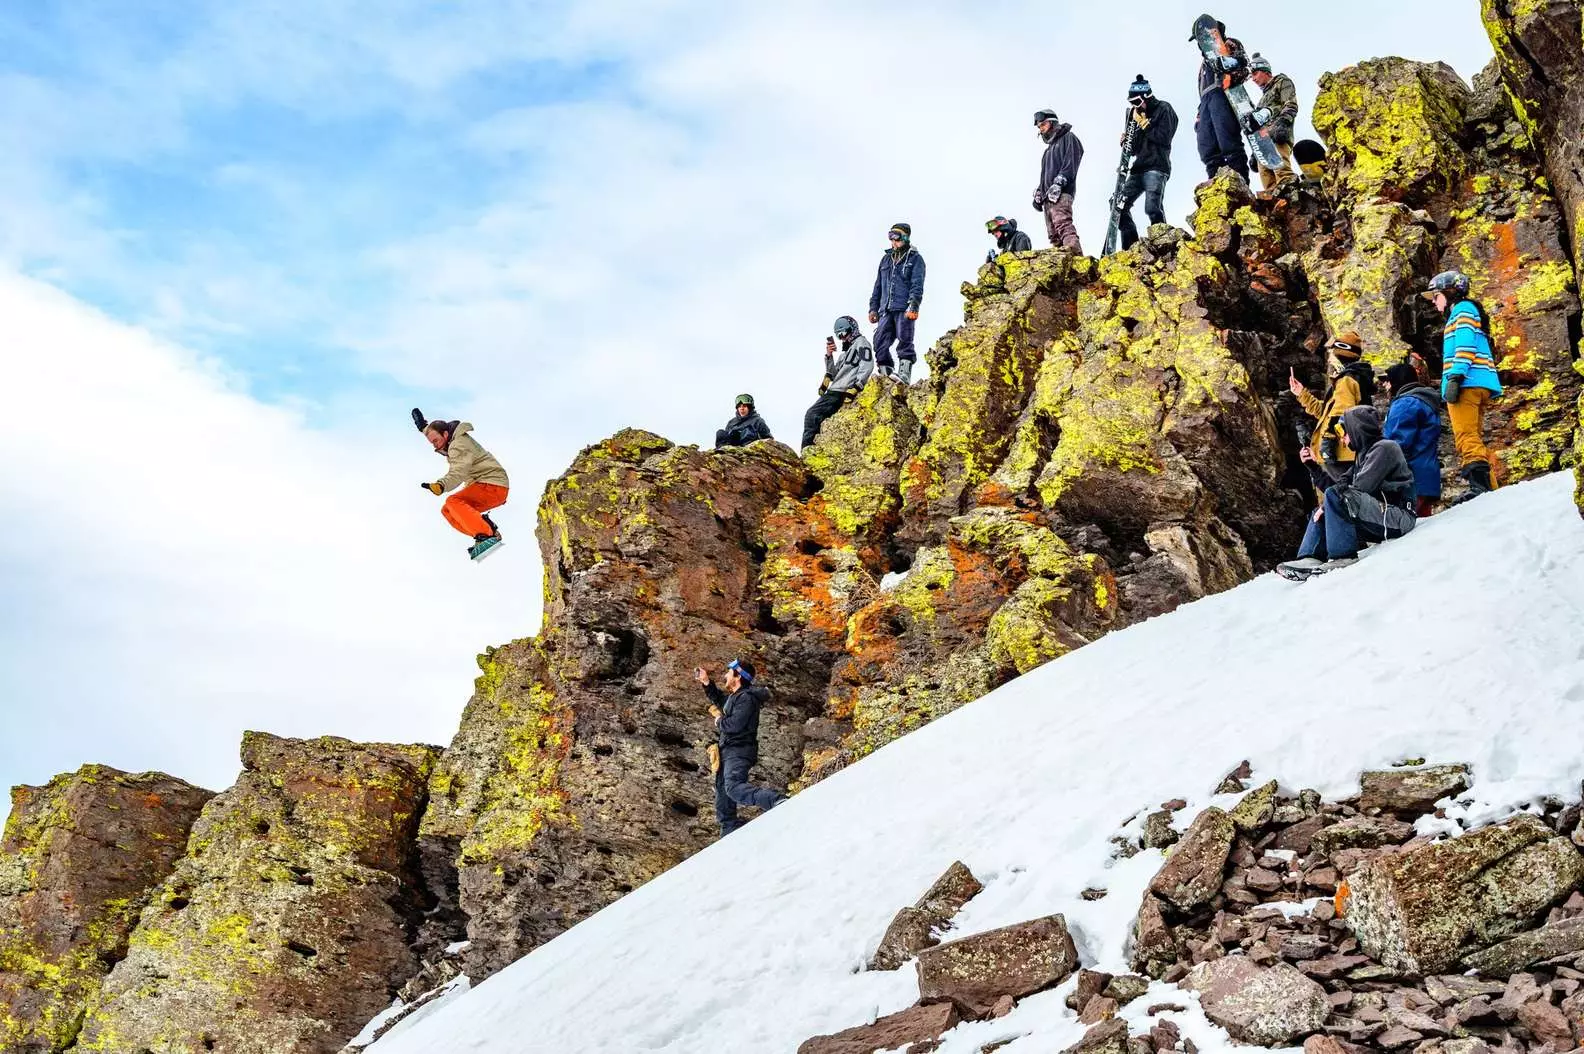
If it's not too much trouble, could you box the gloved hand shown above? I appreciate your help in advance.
[1049,176,1067,198]
[818,375,833,395]
[1132,110,1150,130]
[1032,189,1045,210]
[868,312,879,324]
[905,308,919,321]
[986,249,997,264]
[707,742,721,775]
[1218,55,1242,72]
[411,408,427,431]
[1444,377,1463,404]
[1250,106,1272,127]
[421,481,443,495]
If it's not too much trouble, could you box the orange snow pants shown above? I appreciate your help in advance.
[442,483,508,538]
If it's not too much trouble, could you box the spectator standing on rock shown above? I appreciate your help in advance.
[1278,406,1417,579]
[1288,331,1375,479]
[802,315,874,449]
[1424,270,1502,500]
[985,216,1033,263]
[695,658,785,836]
[1382,362,1443,517]
[1193,21,1251,181]
[1117,76,1179,251]
[1247,54,1299,191]
[868,223,925,383]
[1032,109,1085,254]
[715,393,772,449]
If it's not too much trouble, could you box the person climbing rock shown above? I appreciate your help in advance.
[1192,21,1251,181]
[867,223,925,383]
[715,393,772,449]
[985,215,1033,262]
[695,658,785,836]
[802,315,874,449]
[1248,54,1299,191]
[1288,331,1376,478]
[1117,76,1179,250]
[1382,361,1443,517]
[1424,270,1502,500]
[1279,406,1416,579]
[413,409,509,561]
[1032,110,1085,253]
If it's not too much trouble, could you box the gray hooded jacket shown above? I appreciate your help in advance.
[825,334,875,395]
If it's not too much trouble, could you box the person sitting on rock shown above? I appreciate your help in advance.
[985,216,1033,263]
[1424,270,1502,500]
[802,315,874,449]
[1382,361,1443,517]
[414,409,509,562]
[1288,331,1375,480]
[715,393,772,449]
[1279,405,1416,577]
[694,658,785,836]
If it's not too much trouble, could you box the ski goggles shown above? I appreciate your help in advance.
[726,659,754,682]
[1128,94,1149,106]
[888,232,905,242]
[986,218,1009,233]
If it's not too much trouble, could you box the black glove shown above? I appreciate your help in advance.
[412,408,427,431]
[986,249,997,264]
[1444,377,1463,404]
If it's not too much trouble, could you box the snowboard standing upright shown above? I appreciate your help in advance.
[1102,106,1141,257]
[1192,14,1285,172]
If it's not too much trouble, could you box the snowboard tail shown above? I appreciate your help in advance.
[1102,106,1141,257]
[1191,13,1286,172]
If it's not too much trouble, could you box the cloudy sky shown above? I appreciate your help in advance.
[0,2,1497,797]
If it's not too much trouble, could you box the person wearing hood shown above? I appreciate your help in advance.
[1288,331,1376,478]
[695,658,785,836]
[414,409,509,561]
[1193,21,1251,180]
[1032,110,1085,253]
[1382,362,1443,516]
[985,215,1033,262]
[715,393,772,449]
[1424,269,1502,499]
[1248,54,1299,190]
[867,223,926,383]
[802,315,875,449]
[1279,405,1417,577]
[1117,76,1180,250]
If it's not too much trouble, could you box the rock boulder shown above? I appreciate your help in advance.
[1184,957,1330,1045]
[916,914,1079,1018]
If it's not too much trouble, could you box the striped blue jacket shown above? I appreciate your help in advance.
[1441,300,1503,396]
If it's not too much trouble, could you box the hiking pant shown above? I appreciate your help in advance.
[1297,486,1387,562]
[714,749,782,835]
[872,309,916,369]
[442,482,507,538]
[1447,387,1493,467]
[802,389,850,448]
[1118,169,1169,249]
[1043,193,1082,252]
[1258,140,1296,191]
[1196,91,1249,179]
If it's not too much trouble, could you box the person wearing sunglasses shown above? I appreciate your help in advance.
[985,216,1033,263]
[1288,331,1376,479]
[867,223,926,384]
[1116,76,1179,251]
[694,658,786,835]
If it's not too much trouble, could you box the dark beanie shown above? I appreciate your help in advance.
[1385,362,1420,391]
[1129,74,1152,96]
[889,222,911,239]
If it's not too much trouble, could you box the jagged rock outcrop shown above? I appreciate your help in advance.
[76,733,437,1054]
[0,766,212,1052]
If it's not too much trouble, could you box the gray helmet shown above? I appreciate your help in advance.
[1033,109,1058,126]
[1423,270,1470,301]
[833,315,859,338]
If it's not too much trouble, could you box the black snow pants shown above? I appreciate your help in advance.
[1196,90,1249,179]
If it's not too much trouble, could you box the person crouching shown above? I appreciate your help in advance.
[414,408,509,562]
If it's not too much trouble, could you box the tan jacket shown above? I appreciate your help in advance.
[1297,375,1363,465]
[436,423,509,493]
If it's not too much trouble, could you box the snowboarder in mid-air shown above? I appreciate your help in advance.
[867,223,925,383]
[1111,75,1179,253]
[1247,53,1299,190]
[695,658,786,836]
[802,315,874,449]
[413,409,509,562]
[715,393,772,449]
[985,216,1033,262]
[1032,110,1085,253]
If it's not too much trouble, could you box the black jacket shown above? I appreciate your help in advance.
[715,411,772,449]
[1037,123,1085,201]
[706,682,769,755]
[1130,98,1180,176]
[1306,406,1417,536]
[994,221,1034,255]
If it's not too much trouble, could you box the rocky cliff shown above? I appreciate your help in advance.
[2,27,1581,1053]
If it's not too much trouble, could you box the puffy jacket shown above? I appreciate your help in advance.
[716,411,772,449]
[825,334,875,395]
[1036,123,1084,202]
[1258,73,1299,144]
[1130,98,1180,175]
[1383,384,1443,499]
[706,682,769,755]
[436,423,509,493]
[1441,300,1503,396]
[869,247,926,315]
[994,221,1034,255]
[1308,407,1417,537]
[1296,361,1374,468]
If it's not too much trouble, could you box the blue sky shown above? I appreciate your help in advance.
[0,1,1498,796]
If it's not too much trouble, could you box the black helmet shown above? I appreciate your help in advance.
[735,393,755,409]
[1423,270,1471,301]
[1033,109,1058,126]
[833,315,858,338]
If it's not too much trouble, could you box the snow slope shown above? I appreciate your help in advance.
[372,473,1584,1054]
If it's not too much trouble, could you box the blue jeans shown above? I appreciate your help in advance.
[1119,169,1169,248]
[872,310,916,369]
[1297,486,1386,561]
[714,750,783,835]
[1196,91,1249,179]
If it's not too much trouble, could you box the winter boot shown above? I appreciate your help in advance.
[1452,461,1493,504]
[481,512,500,536]
[468,533,505,562]
[896,359,914,384]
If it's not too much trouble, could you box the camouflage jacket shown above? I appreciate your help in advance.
[1260,73,1299,143]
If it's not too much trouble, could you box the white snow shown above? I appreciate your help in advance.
[369,474,1584,1054]
[444,940,472,956]
[880,571,908,591]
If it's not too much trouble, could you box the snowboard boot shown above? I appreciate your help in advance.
[896,359,914,384]
[1452,461,1493,504]
[468,533,505,562]
[876,364,895,380]
[481,512,500,536]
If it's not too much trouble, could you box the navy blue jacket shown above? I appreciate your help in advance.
[706,682,769,755]
[1383,384,1443,499]
[869,247,926,315]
